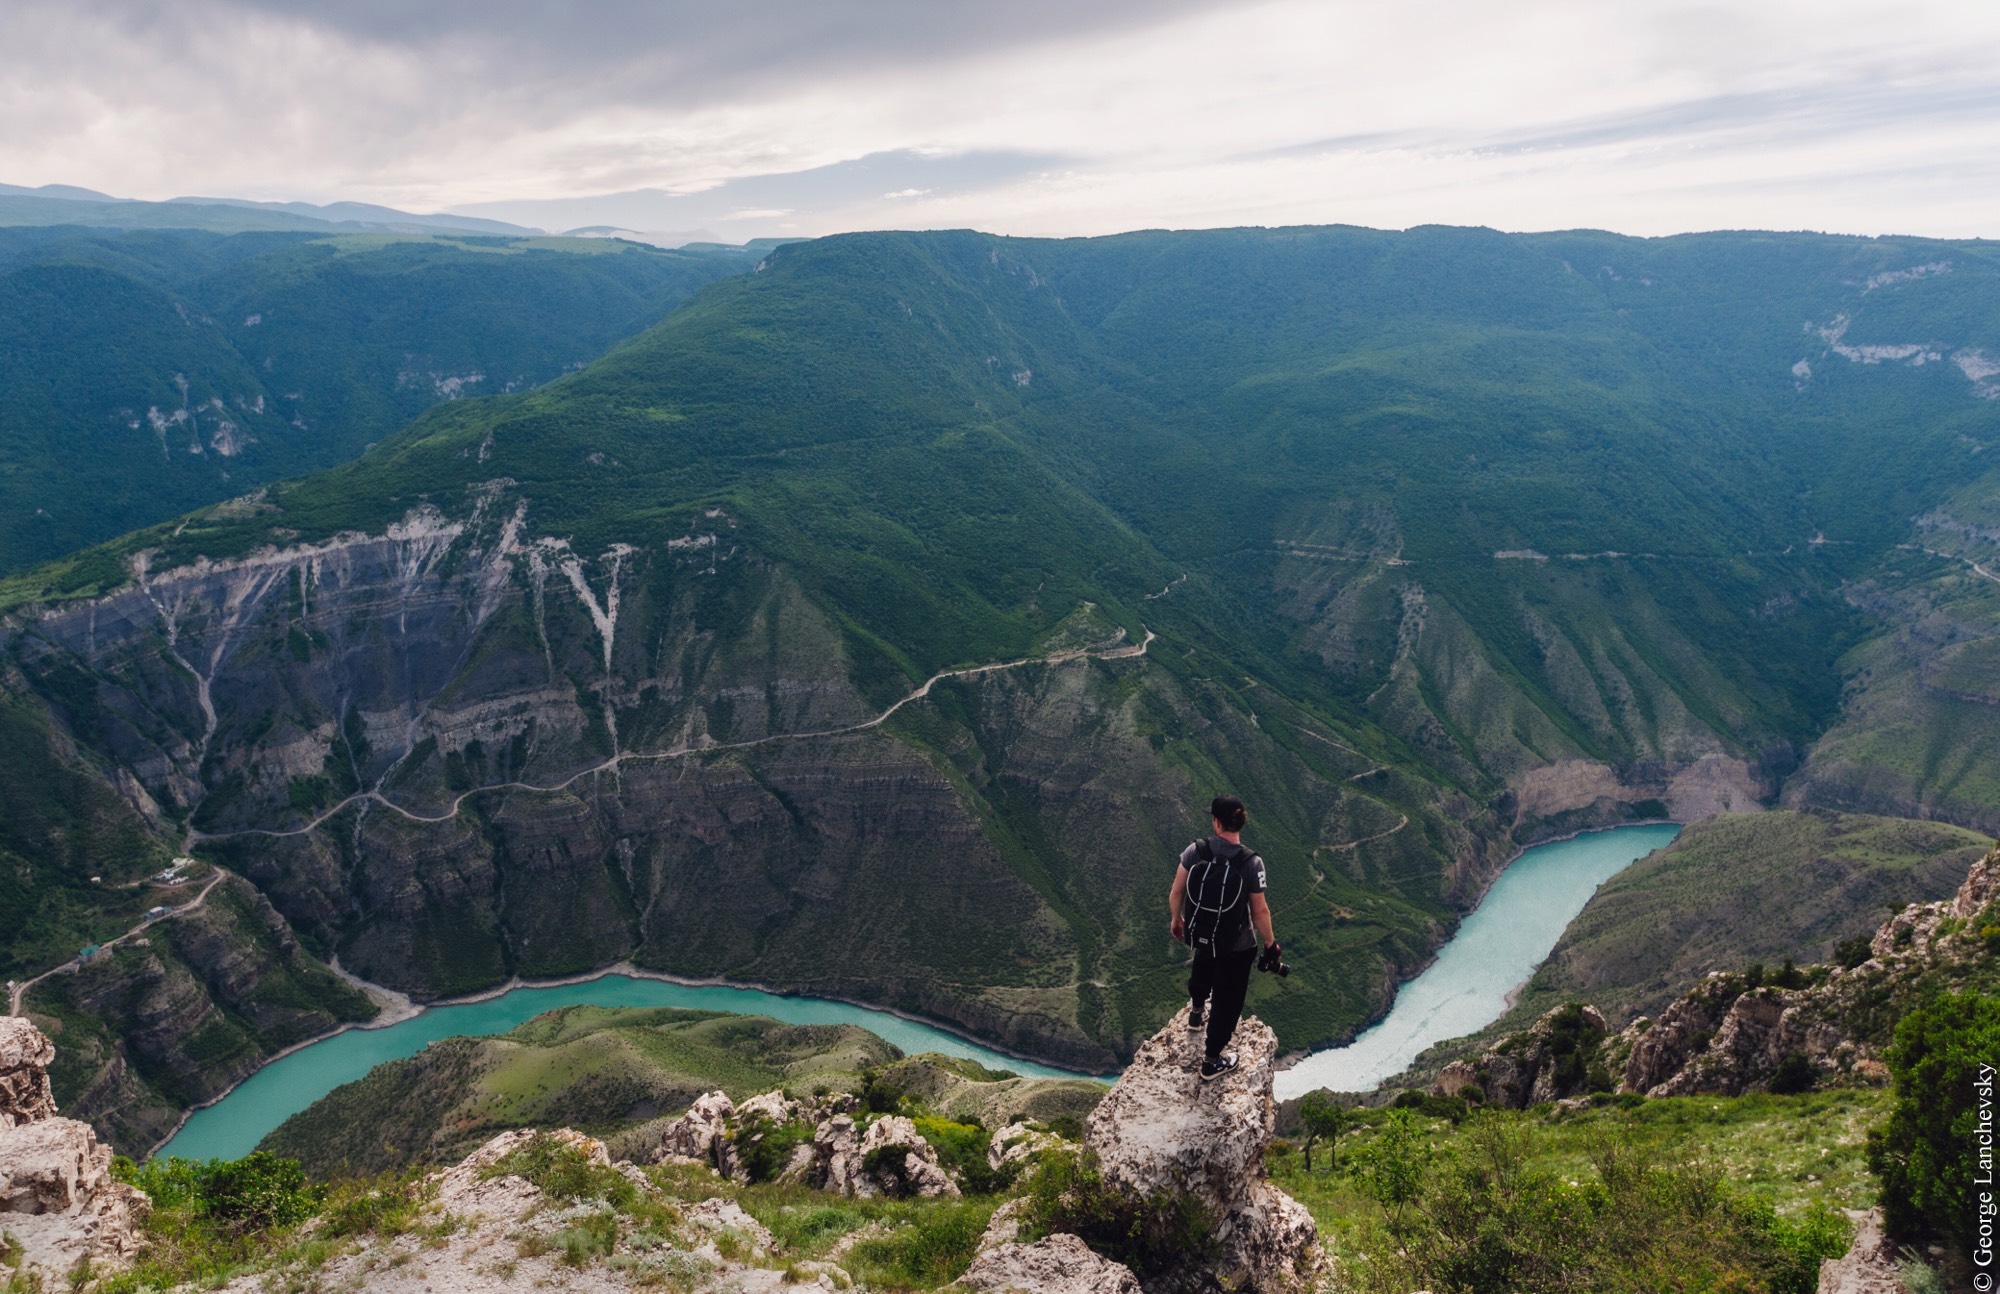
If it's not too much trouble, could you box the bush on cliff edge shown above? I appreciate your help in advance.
[1868,991,2000,1258]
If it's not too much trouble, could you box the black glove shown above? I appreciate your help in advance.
[1257,942,1289,976]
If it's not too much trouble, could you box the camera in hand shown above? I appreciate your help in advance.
[1257,942,1290,977]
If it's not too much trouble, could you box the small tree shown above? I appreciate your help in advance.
[1298,1091,1350,1172]
[1360,1108,1426,1224]
[1868,991,2000,1259]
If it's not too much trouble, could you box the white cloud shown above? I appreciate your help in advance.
[2,0,1999,238]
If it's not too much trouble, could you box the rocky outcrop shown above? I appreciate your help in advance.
[988,1122,1060,1174]
[959,1233,1142,1294]
[812,1113,869,1196]
[0,1019,149,1282]
[1616,977,1864,1098]
[799,1111,957,1198]
[1475,842,2000,1099]
[1434,1003,1609,1108]
[0,1017,57,1128]
[284,1126,836,1294]
[656,1090,740,1175]
[1083,1008,1323,1294]
[858,1115,959,1198]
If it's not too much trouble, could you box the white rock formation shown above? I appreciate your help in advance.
[735,1090,800,1124]
[656,1090,739,1175]
[959,1233,1143,1294]
[813,1114,870,1196]
[857,1115,959,1198]
[987,1122,1059,1174]
[1083,1007,1323,1294]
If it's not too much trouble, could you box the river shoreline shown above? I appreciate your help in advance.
[150,820,1676,1158]
[1269,819,1677,1075]
[147,960,1111,1160]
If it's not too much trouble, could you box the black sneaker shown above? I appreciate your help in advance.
[1186,1005,1205,1029]
[1200,1052,1239,1081]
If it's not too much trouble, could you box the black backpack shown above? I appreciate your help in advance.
[1184,837,1254,951]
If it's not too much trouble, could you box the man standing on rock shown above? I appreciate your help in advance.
[1169,794,1281,1080]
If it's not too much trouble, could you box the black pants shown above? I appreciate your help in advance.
[1188,944,1256,1060]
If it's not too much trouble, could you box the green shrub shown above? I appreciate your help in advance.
[486,1133,636,1208]
[913,1116,1008,1194]
[1868,991,2000,1257]
[1023,1147,1215,1281]
[1365,1117,1851,1294]
[1767,1051,1818,1096]
[732,1116,813,1184]
[1835,934,1874,969]
[764,1203,868,1253]
[1391,1090,1472,1122]
[844,1203,991,1289]
[859,1069,908,1115]
[117,1152,318,1231]
[1759,1201,1854,1294]
[554,1211,620,1267]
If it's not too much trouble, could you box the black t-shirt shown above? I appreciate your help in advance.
[1179,836,1267,953]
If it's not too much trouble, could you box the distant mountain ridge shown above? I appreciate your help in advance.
[0,225,749,571]
[0,182,542,237]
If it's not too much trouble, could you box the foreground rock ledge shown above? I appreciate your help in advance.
[0,1019,149,1281]
[1084,1009,1324,1294]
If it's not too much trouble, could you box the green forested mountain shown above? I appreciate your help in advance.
[10,224,2000,1123]
[0,227,745,571]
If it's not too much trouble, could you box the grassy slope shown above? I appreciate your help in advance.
[1274,1089,1885,1290]
[1514,810,1991,1027]
[260,1005,1105,1179]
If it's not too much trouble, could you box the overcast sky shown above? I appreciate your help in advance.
[6,0,1999,241]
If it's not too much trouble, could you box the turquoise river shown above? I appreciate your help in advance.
[161,822,1678,1159]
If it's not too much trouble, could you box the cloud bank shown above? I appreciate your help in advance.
[4,0,1999,240]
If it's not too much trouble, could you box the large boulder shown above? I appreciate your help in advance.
[0,1017,57,1129]
[1083,1007,1323,1294]
[959,1233,1142,1294]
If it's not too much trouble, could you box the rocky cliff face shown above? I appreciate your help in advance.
[4,491,1494,1076]
[29,873,375,1154]
[0,1019,149,1283]
[1443,842,2000,1104]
